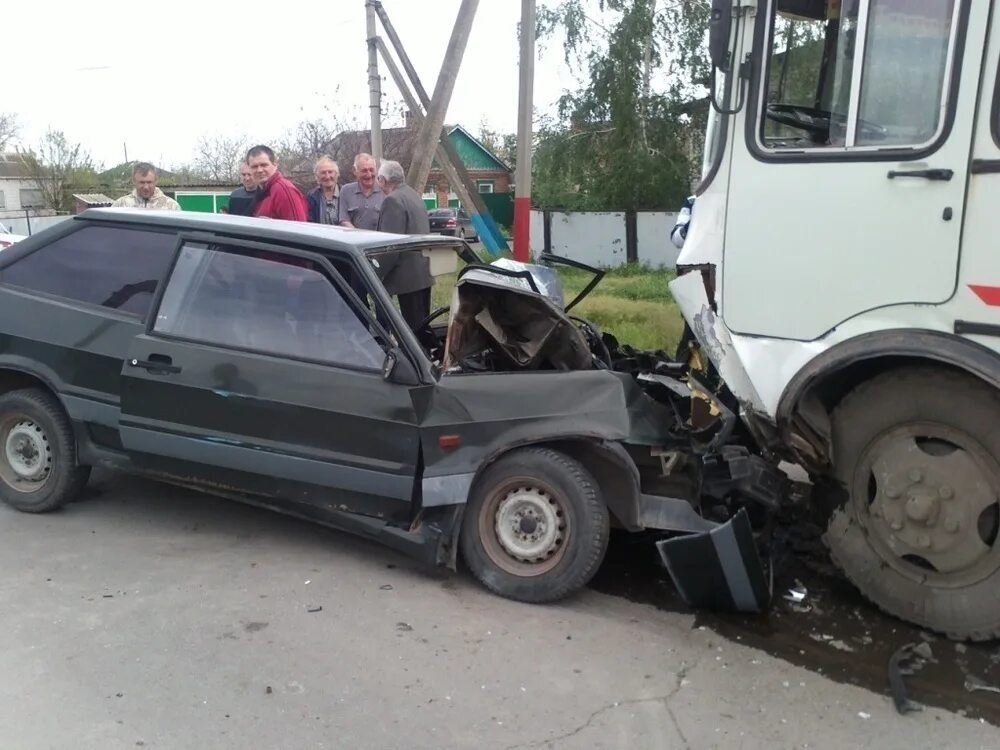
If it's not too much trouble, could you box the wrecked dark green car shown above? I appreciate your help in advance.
[0,209,783,608]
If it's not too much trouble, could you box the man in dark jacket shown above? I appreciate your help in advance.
[247,145,307,221]
[375,160,433,331]
[306,156,340,224]
[228,162,258,216]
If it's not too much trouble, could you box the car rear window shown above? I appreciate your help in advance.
[429,209,456,217]
[1,224,176,317]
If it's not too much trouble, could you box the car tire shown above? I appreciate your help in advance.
[460,446,610,603]
[0,388,90,513]
[824,368,1000,640]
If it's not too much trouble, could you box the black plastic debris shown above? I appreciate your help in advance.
[306,605,322,613]
[888,642,934,714]
[656,509,771,613]
[380,584,394,591]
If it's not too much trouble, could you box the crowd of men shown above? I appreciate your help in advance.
[110,146,434,330]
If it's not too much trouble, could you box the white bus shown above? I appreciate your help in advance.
[676,0,1000,639]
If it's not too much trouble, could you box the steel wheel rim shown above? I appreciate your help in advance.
[478,477,570,577]
[0,415,53,493]
[851,421,1000,589]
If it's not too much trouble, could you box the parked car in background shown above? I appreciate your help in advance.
[0,224,27,249]
[428,207,477,242]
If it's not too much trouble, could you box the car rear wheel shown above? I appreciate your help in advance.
[0,388,90,513]
[460,447,610,603]
[825,368,1000,640]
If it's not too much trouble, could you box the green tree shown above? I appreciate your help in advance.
[533,0,710,210]
[477,120,517,167]
[19,130,97,212]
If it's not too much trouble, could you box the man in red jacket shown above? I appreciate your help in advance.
[246,145,307,221]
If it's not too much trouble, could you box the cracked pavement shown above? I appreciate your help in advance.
[0,473,997,749]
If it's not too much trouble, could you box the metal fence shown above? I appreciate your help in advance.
[528,210,680,268]
[2,214,72,236]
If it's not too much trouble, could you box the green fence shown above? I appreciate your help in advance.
[481,192,512,228]
[173,192,231,213]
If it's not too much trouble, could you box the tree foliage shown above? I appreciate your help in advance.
[0,113,19,153]
[533,0,711,210]
[19,130,97,212]
[477,120,517,168]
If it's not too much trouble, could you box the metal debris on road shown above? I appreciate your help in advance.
[380,584,394,591]
[888,642,934,715]
[964,675,1000,695]
[306,605,323,613]
[784,581,808,604]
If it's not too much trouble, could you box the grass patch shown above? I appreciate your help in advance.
[429,261,682,353]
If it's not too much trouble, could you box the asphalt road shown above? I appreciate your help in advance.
[1,472,996,750]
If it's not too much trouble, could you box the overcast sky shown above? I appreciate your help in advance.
[4,0,584,169]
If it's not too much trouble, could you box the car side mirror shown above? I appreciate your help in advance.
[383,347,420,386]
[709,0,732,72]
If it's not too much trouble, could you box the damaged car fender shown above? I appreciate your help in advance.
[411,370,649,530]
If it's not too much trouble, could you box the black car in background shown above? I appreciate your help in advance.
[428,207,478,241]
[0,209,776,609]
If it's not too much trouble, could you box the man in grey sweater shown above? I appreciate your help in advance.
[375,160,433,331]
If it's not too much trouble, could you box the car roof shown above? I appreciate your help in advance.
[77,208,464,258]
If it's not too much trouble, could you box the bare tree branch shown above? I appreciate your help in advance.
[194,134,248,182]
[0,113,19,153]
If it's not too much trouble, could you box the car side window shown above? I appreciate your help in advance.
[1,225,177,317]
[153,242,385,370]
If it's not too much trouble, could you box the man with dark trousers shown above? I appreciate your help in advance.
[375,160,433,331]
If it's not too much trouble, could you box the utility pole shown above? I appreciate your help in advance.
[513,0,536,262]
[407,0,478,194]
[365,0,383,160]
[374,0,507,251]
[376,38,500,253]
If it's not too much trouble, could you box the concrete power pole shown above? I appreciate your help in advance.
[513,0,536,262]
[376,38,489,249]
[365,0,383,160]
[373,0,507,252]
[407,0,479,194]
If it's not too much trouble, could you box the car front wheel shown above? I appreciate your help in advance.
[0,388,90,513]
[460,447,610,603]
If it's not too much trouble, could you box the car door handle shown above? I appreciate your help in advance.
[887,168,954,181]
[128,355,182,374]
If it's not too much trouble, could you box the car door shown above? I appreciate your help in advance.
[118,236,421,523]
